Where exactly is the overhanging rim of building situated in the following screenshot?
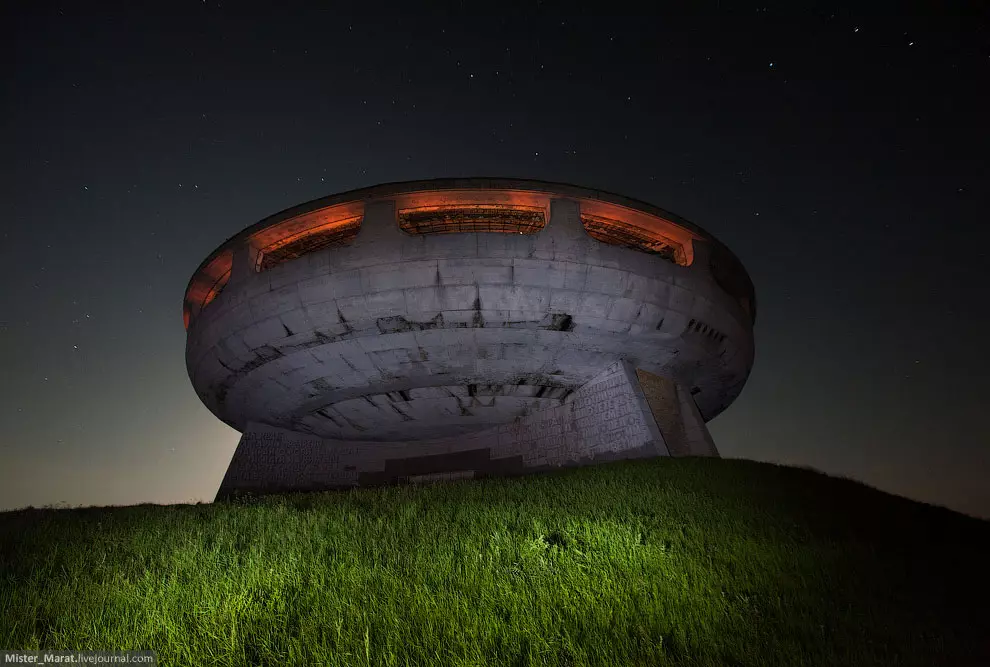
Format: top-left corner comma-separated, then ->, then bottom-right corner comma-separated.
183,177 -> 752,312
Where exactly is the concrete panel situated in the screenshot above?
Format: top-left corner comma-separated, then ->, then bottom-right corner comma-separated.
267,259 -> 312,292
410,284 -> 477,313
401,286 -> 443,315
635,369 -> 717,457
330,269 -> 366,300
595,246 -> 628,270
656,310 -> 690,337
305,250 -> 332,275
585,265 -> 630,296
334,295 -> 371,322
215,300 -> 254,337
196,317 -> 232,358
478,285 -> 551,313
362,260 -> 438,293
219,282 -> 251,310
562,262 -> 590,291
364,289 -> 408,320
606,297 -> 642,322
250,284 -> 302,322
554,291 -> 610,319
530,198 -> 591,262
513,259 -> 567,289
240,316 -> 290,351
241,272 -> 272,299
438,309 -> 484,327
192,354 -> 229,394
476,232 -> 526,259
573,317 -> 631,335
667,284 -> 696,314
637,277 -> 671,308
446,344 -> 478,364
296,274 -> 337,306
438,258 -> 513,285
472,327 -> 508,347
218,332 -> 252,360
342,200 -> 402,267
357,331 -> 418,354
676,382 -> 719,456
505,310 -> 548,325
484,310 -> 521,326
633,302 -> 666,329
277,308 -> 314,337
301,300 -> 344,328
421,233 -> 479,259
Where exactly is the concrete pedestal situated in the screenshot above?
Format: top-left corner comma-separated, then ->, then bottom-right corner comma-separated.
215,361 -> 717,499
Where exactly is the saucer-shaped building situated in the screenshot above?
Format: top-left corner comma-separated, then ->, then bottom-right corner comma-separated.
183,179 -> 756,498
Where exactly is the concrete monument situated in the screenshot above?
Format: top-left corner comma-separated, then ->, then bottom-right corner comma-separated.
181,179 -> 756,498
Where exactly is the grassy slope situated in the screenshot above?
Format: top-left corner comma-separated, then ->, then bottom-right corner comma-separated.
1,457 -> 988,667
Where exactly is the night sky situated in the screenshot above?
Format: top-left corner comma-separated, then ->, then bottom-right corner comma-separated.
3,3 -> 988,518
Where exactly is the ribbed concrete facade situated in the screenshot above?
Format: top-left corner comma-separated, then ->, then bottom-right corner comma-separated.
183,179 -> 756,498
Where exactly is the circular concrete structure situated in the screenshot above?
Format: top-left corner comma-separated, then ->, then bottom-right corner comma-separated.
184,179 -> 756,494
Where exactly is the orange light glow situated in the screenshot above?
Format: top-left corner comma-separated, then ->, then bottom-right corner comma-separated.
578,198 -> 701,265
398,204 -> 547,235
184,187 -> 715,330
247,201 -> 364,252
184,248 -> 233,319
581,213 -> 688,265
255,216 -> 362,271
393,189 -> 553,211
201,268 -> 231,307
395,190 -> 553,235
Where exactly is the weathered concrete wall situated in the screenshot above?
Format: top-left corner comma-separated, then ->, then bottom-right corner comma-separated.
216,361 -> 673,498
635,369 -> 718,457
187,193 -> 755,442
675,377 -> 719,457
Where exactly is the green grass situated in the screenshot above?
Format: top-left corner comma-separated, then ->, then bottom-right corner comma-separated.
2,457 -> 988,666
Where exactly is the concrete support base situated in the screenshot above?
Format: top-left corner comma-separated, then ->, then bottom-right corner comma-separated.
215,361 -> 717,500
635,369 -> 719,457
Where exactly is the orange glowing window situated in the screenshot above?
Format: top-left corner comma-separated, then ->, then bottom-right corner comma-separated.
581,214 -> 687,265
183,248 -> 234,327
202,268 -> 231,308
397,204 -> 547,235
255,216 -> 362,272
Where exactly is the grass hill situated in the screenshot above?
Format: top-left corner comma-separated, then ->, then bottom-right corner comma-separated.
1,457 -> 988,666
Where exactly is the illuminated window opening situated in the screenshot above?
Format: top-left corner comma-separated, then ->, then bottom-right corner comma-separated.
255,216 -> 362,272
183,248 -> 234,328
581,214 -> 687,265
398,205 -> 547,235
202,268 -> 231,308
